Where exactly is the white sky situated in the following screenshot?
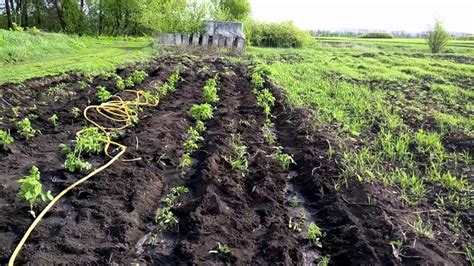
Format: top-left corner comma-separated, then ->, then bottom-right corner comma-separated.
249,0 -> 474,33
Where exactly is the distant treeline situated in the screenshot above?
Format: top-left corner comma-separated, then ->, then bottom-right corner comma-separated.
311,30 -> 422,38
0,0 -> 251,35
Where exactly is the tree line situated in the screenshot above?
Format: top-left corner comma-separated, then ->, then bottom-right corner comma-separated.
0,0 -> 251,35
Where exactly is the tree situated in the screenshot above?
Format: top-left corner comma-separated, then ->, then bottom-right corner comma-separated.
213,0 -> 250,21
426,19 -> 450,53
5,0 -> 13,29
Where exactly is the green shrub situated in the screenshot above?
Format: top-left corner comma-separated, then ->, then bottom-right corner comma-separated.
426,20 -> 450,53
359,32 -> 394,39
248,21 -> 313,48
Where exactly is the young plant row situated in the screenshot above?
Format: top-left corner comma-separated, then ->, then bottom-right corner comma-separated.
178,75 -> 219,175
252,63 -> 325,253
251,64 -> 295,170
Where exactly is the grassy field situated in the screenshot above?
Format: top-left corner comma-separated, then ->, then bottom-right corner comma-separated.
0,30 -> 155,84
315,36 -> 474,55
248,38 -> 473,256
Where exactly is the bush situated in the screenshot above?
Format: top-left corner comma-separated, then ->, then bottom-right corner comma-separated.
426,20 -> 450,54
359,32 -> 394,39
247,21 -> 313,48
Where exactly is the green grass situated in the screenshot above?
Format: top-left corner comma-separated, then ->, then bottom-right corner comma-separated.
0,30 -> 155,84
315,37 -> 474,54
248,38 -> 473,239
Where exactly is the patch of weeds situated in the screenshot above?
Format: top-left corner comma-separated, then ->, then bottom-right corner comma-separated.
17,166 -> 53,217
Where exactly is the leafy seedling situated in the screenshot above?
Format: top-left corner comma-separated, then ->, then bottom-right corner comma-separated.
178,153 -> 192,175
190,104 -> 213,121
48,114 -> 59,127
272,147 -> 296,170
0,130 -> 14,146
116,76 -> 125,90
96,86 -> 112,102
307,222 -> 323,248
64,153 -> 92,172
202,76 -> 220,104
16,118 -> 38,140
210,242 -> 231,255
17,166 -> 53,217
71,107 -> 81,118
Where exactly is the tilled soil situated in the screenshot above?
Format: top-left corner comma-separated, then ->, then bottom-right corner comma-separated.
0,55 -> 468,265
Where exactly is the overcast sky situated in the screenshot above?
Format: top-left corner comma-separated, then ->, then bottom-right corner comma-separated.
249,0 -> 474,33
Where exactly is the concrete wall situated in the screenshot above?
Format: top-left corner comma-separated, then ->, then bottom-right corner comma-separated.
156,21 -> 245,51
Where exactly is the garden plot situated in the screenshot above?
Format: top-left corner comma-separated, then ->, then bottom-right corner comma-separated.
0,55 -> 469,265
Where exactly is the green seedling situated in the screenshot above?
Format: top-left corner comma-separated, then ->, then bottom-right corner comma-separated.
116,76 -> 125,90
307,222 -> 323,248
16,118 -> 37,140
77,80 -> 88,90
406,216 -> 434,239
17,166 -> 53,217
318,257 -> 330,266
71,107 -> 81,118
210,242 -> 231,255
48,114 -> 59,127
183,139 -> 199,153
75,127 -> 107,154
179,153 -> 192,174
272,147 -> 296,170
203,76 -> 220,104
160,70 -> 181,95
155,207 -> 178,231
130,70 -> 148,85
64,153 -> 92,172
262,119 -> 276,144
12,106 -> 20,117
96,86 -> 111,102
155,186 -> 189,231
194,120 -> 206,133
190,104 -> 213,121
226,134 -> 249,173
256,88 -> 276,116
0,130 -> 14,146
288,196 -> 300,207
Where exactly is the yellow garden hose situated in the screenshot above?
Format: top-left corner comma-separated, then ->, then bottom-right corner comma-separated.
9,88 -> 160,265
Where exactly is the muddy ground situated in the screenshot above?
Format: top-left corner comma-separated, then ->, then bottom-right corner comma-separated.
0,55 -> 469,265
